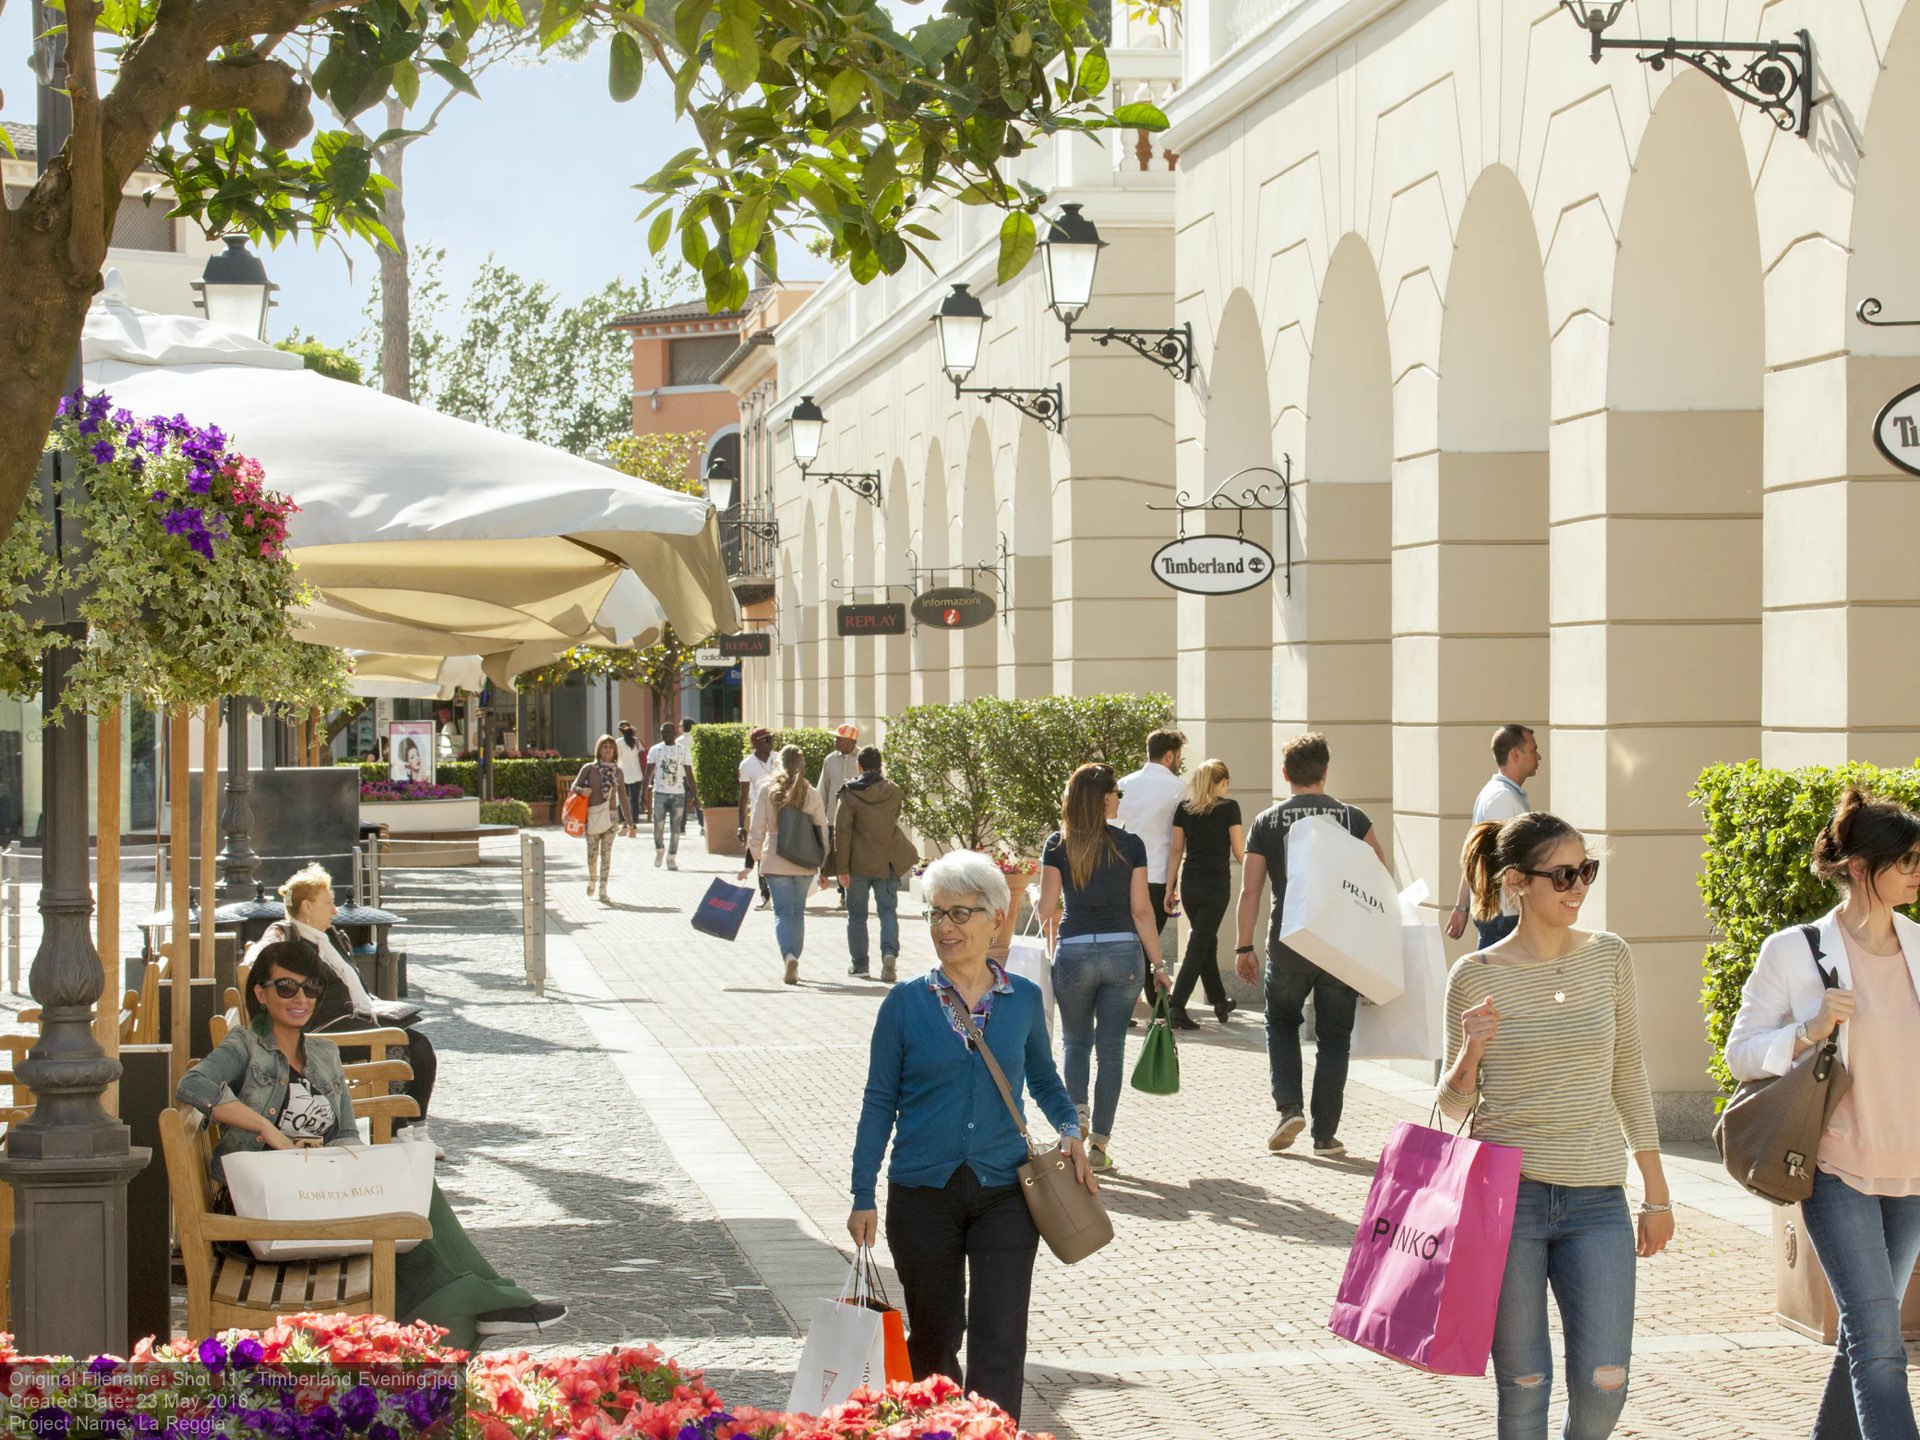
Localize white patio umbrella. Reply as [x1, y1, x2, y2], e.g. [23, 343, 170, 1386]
[347, 652, 487, 700]
[79, 283, 736, 652]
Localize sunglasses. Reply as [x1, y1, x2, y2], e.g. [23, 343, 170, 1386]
[1112, 787, 1125, 800]
[263, 977, 325, 1000]
[1894, 850, 1920, 876]
[1518, 859, 1600, 892]
[925, 905, 990, 927]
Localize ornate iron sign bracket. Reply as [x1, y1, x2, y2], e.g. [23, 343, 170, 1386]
[952, 380, 1066, 433]
[1065, 320, 1194, 383]
[1560, 5, 1814, 137]
[1147, 460, 1296, 594]
[805, 466, 883, 508]
[1857, 298, 1920, 329]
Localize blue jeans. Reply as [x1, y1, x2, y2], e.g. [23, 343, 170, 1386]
[767, 874, 812, 959]
[1052, 938, 1143, 1139]
[1264, 944, 1358, 1143]
[652, 792, 685, 855]
[845, 875, 900, 970]
[1492, 1180, 1636, 1440]
[1801, 1169, 1920, 1439]
[1477, 913, 1519, 949]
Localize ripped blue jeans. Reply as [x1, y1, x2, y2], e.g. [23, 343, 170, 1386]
[1491, 1180, 1636, 1440]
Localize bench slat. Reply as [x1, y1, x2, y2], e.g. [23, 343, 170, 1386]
[213, 1254, 247, 1303]
[312, 1258, 343, 1305]
[342, 1254, 373, 1302]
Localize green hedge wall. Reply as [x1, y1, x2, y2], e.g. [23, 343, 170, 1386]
[479, 799, 532, 827]
[885, 693, 1175, 854]
[1695, 759, 1920, 1093]
[690, 724, 749, 808]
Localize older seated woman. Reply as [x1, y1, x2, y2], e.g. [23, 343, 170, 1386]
[245, 864, 439, 1154]
[178, 938, 566, 1342]
[848, 850, 1092, 1424]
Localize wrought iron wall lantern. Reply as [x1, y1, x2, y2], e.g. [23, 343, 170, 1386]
[933, 286, 1067, 433]
[706, 453, 780, 546]
[1558, 3, 1814, 138]
[1039, 205, 1194, 382]
[787, 396, 883, 507]
[1857, 298, 1920, 328]
[1146, 460, 1296, 594]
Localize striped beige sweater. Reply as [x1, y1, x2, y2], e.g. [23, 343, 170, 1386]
[1438, 932, 1659, 1187]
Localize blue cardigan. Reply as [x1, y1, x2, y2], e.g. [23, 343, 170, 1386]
[851, 968, 1080, 1210]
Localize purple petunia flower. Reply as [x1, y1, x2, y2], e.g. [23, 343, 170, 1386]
[366, 1424, 398, 1440]
[90, 441, 116, 465]
[87, 1355, 120, 1375]
[197, 1336, 228, 1371]
[77, 417, 100, 437]
[336, 1385, 380, 1430]
[29, 1405, 73, 1436]
[231, 1337, 265, 1368]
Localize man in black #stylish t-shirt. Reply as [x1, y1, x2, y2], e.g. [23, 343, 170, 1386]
[1235, 732, 1391, 1158]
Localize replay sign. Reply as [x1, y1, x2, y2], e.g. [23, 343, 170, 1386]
[1148, 534, 1276, 596]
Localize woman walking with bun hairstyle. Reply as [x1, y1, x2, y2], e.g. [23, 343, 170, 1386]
[1439, 810, 1671, 1440]
[1726, 788, 1920, 1439]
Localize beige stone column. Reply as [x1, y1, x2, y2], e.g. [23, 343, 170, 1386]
[1000, 553, 1054, 698]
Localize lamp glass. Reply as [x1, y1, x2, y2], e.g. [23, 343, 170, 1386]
[705, 457, 735, 512]
[936, 310, 984, 383]
[789, 399, 826, 466]
[199, 283, 272, 338]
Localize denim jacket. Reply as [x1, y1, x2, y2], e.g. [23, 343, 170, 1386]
[175, 1023, 357, 1179]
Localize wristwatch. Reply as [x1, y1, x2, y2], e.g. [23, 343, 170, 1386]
[1795, 1021, 1812, 1045]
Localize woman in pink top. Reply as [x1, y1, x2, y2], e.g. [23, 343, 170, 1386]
[1726, 789, 1920, 1439]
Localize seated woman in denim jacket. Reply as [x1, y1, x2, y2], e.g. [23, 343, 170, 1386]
[176, 938, 566, 1344]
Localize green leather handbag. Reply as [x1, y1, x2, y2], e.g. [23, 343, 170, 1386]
[1130, 993, 1180, 1096]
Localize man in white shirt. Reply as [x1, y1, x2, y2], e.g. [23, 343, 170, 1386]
[737, 727, 777, 909]
[1118, 728, 1187, 1005]
[817, 723, 862, 909]
[1446, 723, 1541, 949]
[644, 721, 692, 870]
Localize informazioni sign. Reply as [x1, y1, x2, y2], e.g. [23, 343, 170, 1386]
[1874, 383, 1920, 477]
[909, 587, 996, 630]
[1148, 534, 1275, 595]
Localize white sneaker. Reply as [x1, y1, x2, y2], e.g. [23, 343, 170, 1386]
[654, 849, 664, 868]
[667, 857, 678, 871]
[783, 956, 800, 985]
[400, 1124, 445, 1161]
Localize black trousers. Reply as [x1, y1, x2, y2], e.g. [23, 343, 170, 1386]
[1140, 881, 1170, 1005]
[1170, 868, 1230, 1011]
[885, 1164, 1039, 1423]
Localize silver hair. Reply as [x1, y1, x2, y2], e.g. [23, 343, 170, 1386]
[921, 849, 1011, 916]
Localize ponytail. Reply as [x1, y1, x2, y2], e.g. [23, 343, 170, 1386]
[1460, 811, 1582, 922]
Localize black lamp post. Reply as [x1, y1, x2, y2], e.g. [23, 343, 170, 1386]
[785, 397, 882, 507]
[0, 0, 151, 1359]
[707, 453, 780, 547]
[1039, 204, 1194, 381]
[192, 235, 279, 338]
[932, 285, 1066, 433]
[219, 696, 259, 900]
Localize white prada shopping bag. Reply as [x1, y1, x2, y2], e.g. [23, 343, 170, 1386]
[1276, 815, 1405, 1003]
[1351, 881, 1449, 1061]
[222, 1143, 434, 1261]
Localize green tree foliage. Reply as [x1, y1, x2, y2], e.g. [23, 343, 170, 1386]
[0, 0, 1158, 543]
[1694, 759, 1920, 1094]
[275, 335, 366, 384]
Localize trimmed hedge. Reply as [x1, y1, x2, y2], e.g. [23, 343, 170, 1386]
[885, 694, 1175, 854]
[479, 798, 532, 827]
[1695, 759, 1920, 1093]
[690, 723, 749, 808]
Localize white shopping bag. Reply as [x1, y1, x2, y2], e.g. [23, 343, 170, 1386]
[221, 1143, 434, 1261]
[1351, 881, 1448, 1061]
[786, 1268, 887, 1416]
[1004, 935, 1055, 1037]
[1276, 814, 1404, 1003]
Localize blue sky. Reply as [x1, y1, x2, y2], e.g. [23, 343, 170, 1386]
[0, 14, 826, 345]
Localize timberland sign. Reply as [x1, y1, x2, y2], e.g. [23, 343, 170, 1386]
[1149, 534, 1275, 596]
[1874, 382, 1920, 477]
[909, 587, 996, 630]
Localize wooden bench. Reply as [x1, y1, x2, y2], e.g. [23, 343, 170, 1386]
[158, 1105, 431, 1338]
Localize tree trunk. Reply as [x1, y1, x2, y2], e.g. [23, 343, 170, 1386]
[376, 102, 411, 401]
[0, 171, 103, 545]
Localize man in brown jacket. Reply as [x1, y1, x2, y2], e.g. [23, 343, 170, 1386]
[833, 745, 918, 982]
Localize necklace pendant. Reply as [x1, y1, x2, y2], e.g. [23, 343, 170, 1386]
[1554, 989, 1567, 1004]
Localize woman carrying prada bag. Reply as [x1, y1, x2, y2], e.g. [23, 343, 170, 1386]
[848, 850, 1099, 1425]
[1726, 789, 1920, 1439]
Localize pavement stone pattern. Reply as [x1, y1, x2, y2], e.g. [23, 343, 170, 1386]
[0, 829, 1866, 1435]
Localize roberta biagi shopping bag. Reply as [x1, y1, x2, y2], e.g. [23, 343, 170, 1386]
[1351, 881, 1448, 1063]
[691, 877, 755, 941]
[221, 1142, 434, 1262]
[787, 1257, 889, 1416]
[1328, 1119, 1523, 1376]
[1276, 813, 1404, 1003]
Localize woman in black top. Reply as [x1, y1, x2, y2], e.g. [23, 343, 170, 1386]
[1165, 758, 1245, 1029]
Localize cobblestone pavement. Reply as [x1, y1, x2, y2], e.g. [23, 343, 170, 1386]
[0, 831, 1861, 1434]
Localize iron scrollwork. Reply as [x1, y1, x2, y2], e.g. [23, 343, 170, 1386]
[1068, 321, 1195, 382]
[953, 382, 1066, 433]
[1857, 298, 1920, 329]
[1560, 5, 1814, 137]
[1146, 459, 1297, 594]
[806, 468, 884, 508]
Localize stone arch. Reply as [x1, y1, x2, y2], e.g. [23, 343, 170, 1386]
[1184, 288, 1276, 802]
[1298, 235, 1394, 838]
[797, 498, 821, 726]
[914, 440, 952, 706]
[778, 562, 801, 727]
[850, 492, 879, 735]
[880, 459, 913, 729]
[1004, 419, 1054, 697]
[960, 419, 999, 699]
[1583, 73, 1765, 1113]
[1398, 165, 1553, 900]
[823, 497, 846, 730]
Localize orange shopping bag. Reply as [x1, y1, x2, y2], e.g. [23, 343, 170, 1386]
[561, 791, 590, 838]
[855, 1246, 913, 1383]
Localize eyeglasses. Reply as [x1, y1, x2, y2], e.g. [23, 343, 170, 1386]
[1517, 859, 1600, 892]
[1895, 850, 1920, 876]
[1112, 787, 1125, 800]
[265, 977, 325, 1000]
[925, 905, 990, 927]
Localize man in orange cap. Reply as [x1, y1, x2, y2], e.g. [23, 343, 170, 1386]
[818, 723, 862, 910]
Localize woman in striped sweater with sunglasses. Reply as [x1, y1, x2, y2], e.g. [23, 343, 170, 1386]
[1438, 810, 1674, 1440]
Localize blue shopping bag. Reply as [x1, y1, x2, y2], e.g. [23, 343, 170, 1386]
[691, 877, 755, 941]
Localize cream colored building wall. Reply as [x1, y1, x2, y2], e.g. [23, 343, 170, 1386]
[1165, 0, 1920, 1129]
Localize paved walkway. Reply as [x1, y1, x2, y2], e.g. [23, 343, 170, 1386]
[3, 829, 1858, 1435]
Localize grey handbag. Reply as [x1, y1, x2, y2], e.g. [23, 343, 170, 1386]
[1714, 924, 1853, 1205]
[938, 990, 1113, 1264]
[775, 802, 826, 868]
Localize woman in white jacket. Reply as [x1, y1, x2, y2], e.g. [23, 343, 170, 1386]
[1725, 788, 1920, 1440]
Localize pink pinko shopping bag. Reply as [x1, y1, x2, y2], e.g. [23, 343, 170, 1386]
[1328, 1119, 1523, 1376]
